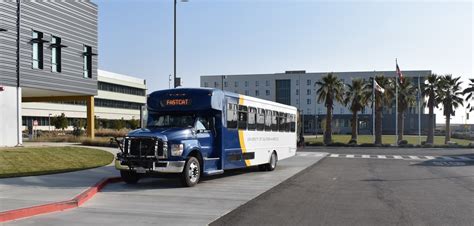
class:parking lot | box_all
[3,152,327,226]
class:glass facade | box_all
[275,79,291,105]
[98,81,146,96]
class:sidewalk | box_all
[0,143,119,212]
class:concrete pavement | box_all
[212,148,474,226]
[4,152,327,226]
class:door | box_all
[195,117,215,158]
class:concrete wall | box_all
[0,86,20,147]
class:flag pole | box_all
[418,76,421,144]
[373,77,375,143]
[395,58,398,146]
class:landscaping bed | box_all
[0,146,114,178]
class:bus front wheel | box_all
[181,157,201,187]
[120,170,140,184]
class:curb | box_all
[0,177,122,223]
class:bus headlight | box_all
[171,144,184,156]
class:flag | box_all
[396,62,404,84]
[374,80,385,93]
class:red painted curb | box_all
[0,177,122,223]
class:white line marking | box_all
[378,155,386,159]
[362,155,370,158]
[346,154,355,158]
[409,156,420,160]
[393,155,403,159]
[425,156,436,160]
[329,154,339,158]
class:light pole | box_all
[48,113,52,131]
[174,0,188,88]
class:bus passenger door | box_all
[195,117,219,171]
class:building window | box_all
[224,81,228,87]
[204,82,208,87]
[256,81,259,87]
[307,79,311,86]
[266,90,270,96]
[296,99,299,105]
[245,90,249,95]
[234,81,238,87]
[266,80,270,86]
[214,81,218,87]
[307,99,311,105]
[98,81,146,96]
[32,31,44,69]
[307,89,311,95]
[245,81,248,87]
[51,36,61,72]
[83,45,92,78]
[296,89,299,95]
[255,90,259,96]
[296,80,299,86]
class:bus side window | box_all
[256,108,265,131]
[271,111,278,131]
[265,110,272,131]
[290,114,296,132]
[248,107,256,130]
[285,114,291,132]
[238,105,248,130]
[226,103,237,129]
[279,113,286,132]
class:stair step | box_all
[204,169,224,176]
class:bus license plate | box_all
[135,167,146,174]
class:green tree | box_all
[396,78,417,142]
[129,119,140,129]
[422,74,440,144]
[72,119,85,136]
[112,118,126,130]
[438,75,464,144]
[369,76,394,145]
[463,78,474,112]
[343,78,371,143]
[51,113,68,130]
[315,73,345,144]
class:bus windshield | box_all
[147,114,195,128]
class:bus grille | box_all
[125,138,165,158]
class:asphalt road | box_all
[212,147,474,226]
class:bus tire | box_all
[181,156,201,187]
[264,152,278,171]
[120,170,140,184]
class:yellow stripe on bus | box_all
[238,95,250,166]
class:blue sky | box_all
[94,0,472,123]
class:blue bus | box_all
[115,88,298,186]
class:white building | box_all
[201,70,432,134]
[22,70,147,130]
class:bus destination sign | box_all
[162,98,192,106]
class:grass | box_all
[305,135,473,146]
[0,146,114,178]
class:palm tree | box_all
[369,76,394,145]
[463,78,474,112]
[315,73,345,144]
[422,74,440,144]
[343,78,371,143]
[396,78,417,142]
[438,75,463,144]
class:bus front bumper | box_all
[115,159,185,173]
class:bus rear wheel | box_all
[181,157,201,187]
[260,152,277,171]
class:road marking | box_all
[328,154,474,161]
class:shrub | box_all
[81,138,118,148]
[398,140,408,145]
[359,143,376,147]
[307,141,324,146]
[327,142,346,147]
[348,139,357,145]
